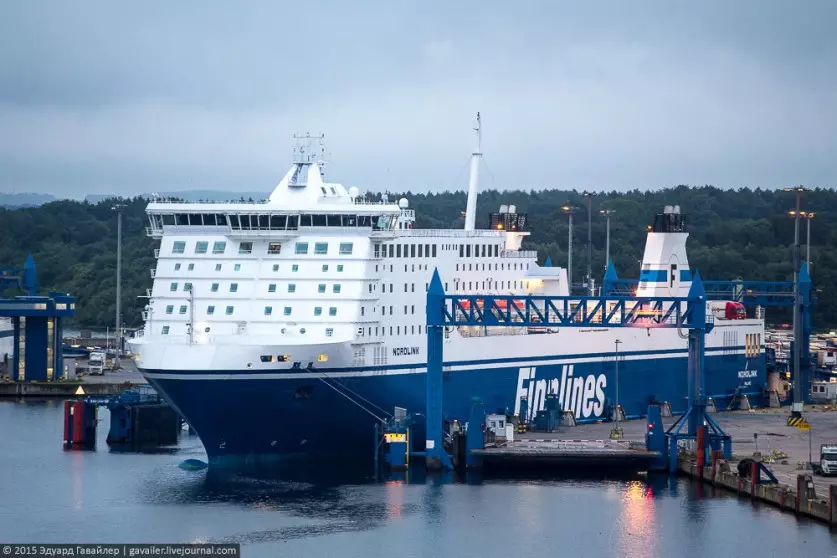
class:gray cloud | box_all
[1,0,835,197]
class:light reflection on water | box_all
[1,400,835,557]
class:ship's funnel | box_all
[636,208,692,297]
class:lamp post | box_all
[561,203,576,294]
[611,339,623,439]
[599,209,615,270]
[583,192,595,296]
[784,186,808,416]
[803,211,814,268]
[112,203,125,367]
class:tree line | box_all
[0,185,833,329]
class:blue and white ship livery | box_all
[129,133,765,465]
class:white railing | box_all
[399,229,506,238]
[149,198,270,205]
[501,250,537,258]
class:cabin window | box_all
[264,306,273,316]
[410,244,416,258]
[339,242,354,255]
[284,307,292,316]
[292,264,299,272]
[179,305,187,314]
[296,242,309,255]
[460,245,465,257]
[337,265,344,272]
[195,242,208,254]
[268,242,282,255]
[239,242,253,255]
[175,263,181,271]
[273,264,280,272]
[162,326,170,335]
[315,307,322,316]
[207,306,215,315]
[234,264,241,271]
[187,263,194,271]
[169,282,178,292]
[225,306,234,315]
[269,284,277,293]
[333,284,342,294]
[397,245,402,258]
[184,282,192,292]
[418,245,423,257]
[212,241,226,254]
[215,264,222,272]
[285,284,293,293]
[165,305,173,314]
[315,242,328,255]
[326,328,333,337]
[260,355,273,363]
[322,264,329,272]
[329,307,337,316]
[230,283,238,293]
[318,284,326,293]
[172,241,186,254]
[211,283,219,292]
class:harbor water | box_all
[2,399,835,557]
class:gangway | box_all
[423,268,726,472]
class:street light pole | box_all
[785,186,807,416]
[561,203,575,295]
[611,339,623,439]
[599,209,614,270]
[583,193,594,296]
[112,204,124,367]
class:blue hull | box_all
[145,351,765,466]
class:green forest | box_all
[1,186,835,328]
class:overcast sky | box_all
[1,1,836,198]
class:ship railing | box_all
[501,250,538,258]
[148,198,270,205]
[398,229,506,238]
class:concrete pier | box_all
[558,406,837,525]
[0,358,146,397]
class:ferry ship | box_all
[129,129,766,465]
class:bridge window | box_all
[296,242,309,255]
[165,305,173,314]
[315,242,328,255]
[211,283,219,292]
[172,241,186,254]
[212,241,226,254]
[195,242,208,254]
[268,242,282,255]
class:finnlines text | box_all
[0,545,239,557]
[515,365,607,420]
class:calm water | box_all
[2,400,835,558]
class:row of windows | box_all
[151,212,393,232]
[357,325,425,337]
[169,282,343,293]
[171,240,354,257]
[456,262,528,272]
[163,305,340,317]
[375,243,437,258]
[159,325,335,338]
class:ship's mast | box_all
[464,112,482,231]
